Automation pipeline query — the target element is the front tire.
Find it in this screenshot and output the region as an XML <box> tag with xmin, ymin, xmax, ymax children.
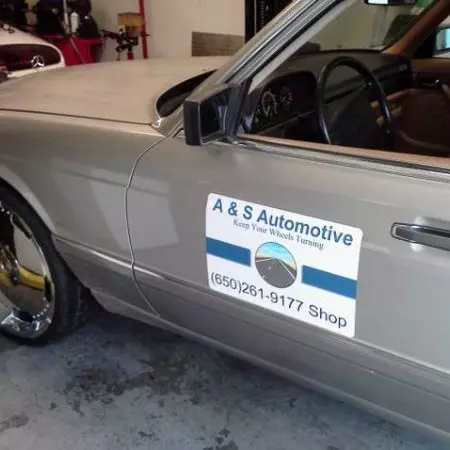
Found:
<box><xmin>0</xmin><ymin>185</ymin><xmax>95</xmax><ymax>345</ymax></box>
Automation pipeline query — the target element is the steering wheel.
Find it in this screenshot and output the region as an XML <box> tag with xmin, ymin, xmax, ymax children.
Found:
<box><xmin>317</xmin><ymin>56</ymin><xmax>395</xmax><ymax>151</ymax></box>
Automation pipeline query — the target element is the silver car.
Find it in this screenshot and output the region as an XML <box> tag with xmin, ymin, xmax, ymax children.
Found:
<box><xmin>0</xmin><ymin>0</ymin><xmax>449</xmax><ymax>443</ymax></box>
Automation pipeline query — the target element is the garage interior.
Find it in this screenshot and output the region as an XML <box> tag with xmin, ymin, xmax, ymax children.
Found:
<box><xmin>0</xmin><ymin>1</ymin><xmax>449</xmax><ymax>449</ymax></box>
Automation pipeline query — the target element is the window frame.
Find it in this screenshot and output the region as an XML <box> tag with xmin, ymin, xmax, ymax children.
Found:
<box><xmin>230</xmin><ymin>1</ymin><xmax>450</xmax><ymax>174</ymax></box>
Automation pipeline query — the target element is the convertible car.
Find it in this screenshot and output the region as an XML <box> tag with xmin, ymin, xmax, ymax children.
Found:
<box><xmin>0</xmin><ymin>0</ymin><xmax>450</xmax><ymax>442</ymax></box>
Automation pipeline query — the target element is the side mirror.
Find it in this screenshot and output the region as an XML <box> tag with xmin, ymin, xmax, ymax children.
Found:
<box><xmin>364</xmin><ymin>0</ymin><xmax>417</xmax><ymax>5</ymax></box>
<box><xmin>183</xmin><ymin>83</ymin><xmax>247</xmax><ymax>146</ymax></box>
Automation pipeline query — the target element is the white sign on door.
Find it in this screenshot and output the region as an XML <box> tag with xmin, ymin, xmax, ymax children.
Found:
<box><xmin>205</xmin><ymin>193</ymin><xmax>363</xmax><ymax>338</ymax></box>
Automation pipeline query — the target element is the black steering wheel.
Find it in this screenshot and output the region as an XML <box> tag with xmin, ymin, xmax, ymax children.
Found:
<box><xmin>317</xmin><ymin>56</ymin><xmax>395</xmax><ymax>151</ymax></box>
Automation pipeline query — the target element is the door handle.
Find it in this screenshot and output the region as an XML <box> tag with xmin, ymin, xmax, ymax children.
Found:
<box><xmin>391</xmin><ymin>223</ymin><xmax>450</xmax><ymax>252</ymax></box>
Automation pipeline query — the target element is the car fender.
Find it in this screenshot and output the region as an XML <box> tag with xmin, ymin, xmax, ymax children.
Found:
<box><xmin>0</xmin><ymin>164</ymin><xmax>55</xmax><ymax>232</ymax></box>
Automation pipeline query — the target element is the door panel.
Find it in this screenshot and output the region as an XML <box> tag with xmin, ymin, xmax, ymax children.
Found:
<box><xmin>394</xmin><ymin>87</ymin><xmax>450</xmax><ymax>151</ymax></box>
<box><xmin>398</xmin><ymin>60</ymin><xmax>450</xmax><ymax>150</ymax></box>
<box><xmin>397</xmin><ymin>59</ymin><xmax>450</xmax><ymax>153</ymax></box>
<box><xmin>412</xmin><ymin>58</ymin><xmax>450</xmax><ymax>81</ymax></box>
<box><xmin>128</xmin><ymin>136</ymin><xmax>450</xmax><ymax>375</ymax></box>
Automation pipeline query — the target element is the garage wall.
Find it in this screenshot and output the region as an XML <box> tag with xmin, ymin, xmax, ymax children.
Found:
<box><xmin>91</xmin><ymin>0</ymin><xmax>245</xmax><ymax>61</ymax></box>
<box><xmin>149</xmin><ymin>0</ymin><xmax>244</xmax><ymax>57</ymax></box>
<box><xmin>91</xmin><ymin>0</ymin><xmax>130</xmax><ymax>61</ymax></box>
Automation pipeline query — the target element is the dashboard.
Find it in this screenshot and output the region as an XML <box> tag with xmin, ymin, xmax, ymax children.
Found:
<box><xmin>244</xmin><ymin>51</ymin><xmax>412</xmax><ymax>139</ymax></box>
<box><xmin>250</xmin><ymin>72</ymin><xmax>317</xmax><ymax>133</ymax></box>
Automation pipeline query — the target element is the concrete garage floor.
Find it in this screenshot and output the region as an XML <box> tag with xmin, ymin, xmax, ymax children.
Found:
<box><xmin>0</xmin><ymin>312</ymin><xmax>447</xmax><ymax>450</ymax></box>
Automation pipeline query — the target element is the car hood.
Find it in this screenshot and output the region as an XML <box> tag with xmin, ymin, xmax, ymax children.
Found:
<box><xmin>0</xmin><ymin>56</ymin><xmax>229</xmax><ymax>124</ymax></box>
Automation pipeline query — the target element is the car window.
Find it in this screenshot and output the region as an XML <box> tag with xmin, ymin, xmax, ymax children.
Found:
<box><xmin>309</xmin><ymin>0</ymin><xmax>435</xmax><ymax>52</ymax></box>
<box><xmin>434</xmin><ymin>16</ymin><xmax>450</xmax><ymax>58</ymax></box>
<box><xmin>231</xmin><ymin>0</ymin><xmax>450</xmax><ymax>172</ymax></box>
<box><xmin>0</xmin><ymin>44</ymin><xmax>61</xmax><ymax>72</ymax></box>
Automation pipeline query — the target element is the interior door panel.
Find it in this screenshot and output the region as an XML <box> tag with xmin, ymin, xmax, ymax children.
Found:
<box><xmin>412</xmin><ymin>58</ymin><xmax>450</xmax><ymax>83</ymax></box>
<box><xmin>395</xmin><ymin>87</ymin><xmax>450</xmax><ymax>152</ymax></box>
<box><xmin>374</xmin><ymin>60</ymin><xmax>450</xmax><ymax>153</ymax></box>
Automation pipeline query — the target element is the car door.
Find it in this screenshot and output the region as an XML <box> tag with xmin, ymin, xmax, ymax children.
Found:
<box><xmin>127</xmin><ymin>125</ymin><xmax>450</xmax><ymax>426</ymax></box>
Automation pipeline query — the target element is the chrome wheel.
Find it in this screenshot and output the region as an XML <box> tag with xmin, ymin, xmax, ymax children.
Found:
<box><xmin>0</xmin><ymin>203</ymin><xmax>55</xmax><ymax>339</ymax></box>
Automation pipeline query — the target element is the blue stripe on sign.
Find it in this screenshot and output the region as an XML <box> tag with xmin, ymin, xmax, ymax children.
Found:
<box><xmin>206</xmin><ymin>238</ymin><xmax>251</xmax><ymax>266</ymax></box>
<box><xmin>302</xmin><ymin>266</ymin><xmax>357</xmax><ymax>299</ymax></box>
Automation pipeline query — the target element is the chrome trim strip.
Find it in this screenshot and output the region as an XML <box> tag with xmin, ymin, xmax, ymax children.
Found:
<box><xmin>133</xmin><ymin>265</ymin><xmax>165</xmax><ymax>280</ymax></box>
<box><xmin>88</xmin><ymin>248</ymin><xmax>132</xmax><ymax>269</ymax></box>
<box><xmin>53</xmin><ymin>236</ymin><xmax>132</xmax><ymax>269</ymax></box>
<box><xmin>53</xmin><ymin>236</ymin><xmax>167</xmax><ymax>281</ymax></box>
<box><xmin>391</xmin><ymin>223</ymin><xmax>450</xmax><ymax>252</ymax></box>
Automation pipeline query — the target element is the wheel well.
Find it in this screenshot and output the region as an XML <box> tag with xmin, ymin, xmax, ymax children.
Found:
<box><xmin>0</xmin><ymin>177</ymin><xmax>101</xmax><ymax>315</ymax></box>
<box><xmin>0</xmin><ymin>183</ymin><xmax>98</xmax><ymax>339</ymax></box>
<box><xmin>0</xmin><ymin>177</ymin><xmax>55</xmax><ymax>233</ymax></box>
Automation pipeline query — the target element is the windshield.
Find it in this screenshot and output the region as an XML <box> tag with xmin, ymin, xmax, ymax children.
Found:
<box><xmin>311</xmin><ymin>0</ymin><xmax>436</xmax><ymax>51</ymax></box>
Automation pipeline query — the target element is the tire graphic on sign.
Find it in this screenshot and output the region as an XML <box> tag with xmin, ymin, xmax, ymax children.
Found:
<box><xmin>255</xmin><ymin>242</ymin><xmax>298</xmax><ymax>288</ymax></box>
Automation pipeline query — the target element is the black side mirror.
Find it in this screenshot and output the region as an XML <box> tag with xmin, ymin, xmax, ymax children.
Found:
<box><xmin>183</xmin><ymin>83</ymin><xmax>248</xmax><ymax>146</ymax></box>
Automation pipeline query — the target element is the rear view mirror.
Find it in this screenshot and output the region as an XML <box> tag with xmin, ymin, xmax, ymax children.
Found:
<box><xmin>184</xmin><ymin>83</ymin><xmax>248</xmax><ymax>146</ymax></box>
<box><xmin>364</xmin><ymin>0</ymin><xmax>417</xmax><ymax>5</ymax></box>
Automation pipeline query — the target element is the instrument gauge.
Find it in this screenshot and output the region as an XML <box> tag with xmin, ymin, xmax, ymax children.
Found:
<box><xmin>261</xmin><ymin>90</ymin><xmax>278</xmax><ymax>118</ymax></box>
<box><xmin>253</xmin><ymin>105</ymin><xmax>263</xmax><ymax>128</ymax></box>
<box><xmin>280</xmin><ymin>86</ymin><xmax>294</xmax><ymax>109</ymax></box>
